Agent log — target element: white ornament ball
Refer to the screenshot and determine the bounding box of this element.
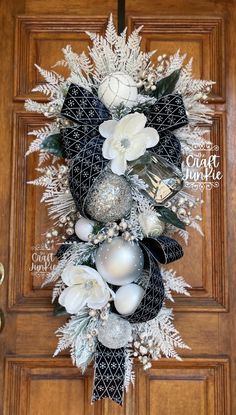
[74,217,95,241]
[95,237,144,286]
[138,212,165,237]
[98,313,132,349]
[98,71,138,109]
[114,284,144,315]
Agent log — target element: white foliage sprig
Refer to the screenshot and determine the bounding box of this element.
[133,307,190,361]
[54,310,98,373]
[52,279,66,303]
[161,268,191,302]
[124,349,135,392]
[26,123,59,156]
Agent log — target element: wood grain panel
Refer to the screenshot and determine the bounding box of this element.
[170,112,227,311]
[4,357,101,415]
[128,16,225,102]
[137,358,229,415]
[8,112,56,311]
[14,16,108,101]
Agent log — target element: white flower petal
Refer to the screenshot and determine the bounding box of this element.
[110,154,127,175]
[61,265,81,286]
[125,140,146,161]
[59,286,87,314]
[99,120,118,139]
[61,265,102,286]
[136,127,159,148]
[102,137,118,159]
[87,289,110,309]
[114,112,147,137]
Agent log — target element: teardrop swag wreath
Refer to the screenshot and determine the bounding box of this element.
[26,16,214,404]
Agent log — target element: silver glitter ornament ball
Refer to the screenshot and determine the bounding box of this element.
[98,313,132,349]
[85,170,133,223]
[95,237,144,285]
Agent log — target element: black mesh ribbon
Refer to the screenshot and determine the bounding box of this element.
[61,84,111,125]
[68,135,107,213]
[153,130,182,169]
[92,342,125,405]
[146,94,188,169]
[145,94,188,133]
[125,244,165,323]
[142,235,184,265]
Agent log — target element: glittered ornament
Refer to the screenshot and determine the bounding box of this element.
[98,72,138,109]
[97,313,132,349]
[85,170,133,223]
[95,237,144,285]
[114,284,144,315]
[74,217,95,241]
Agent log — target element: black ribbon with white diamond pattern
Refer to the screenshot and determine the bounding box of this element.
[60,84,187,405]
[92,343,125,405]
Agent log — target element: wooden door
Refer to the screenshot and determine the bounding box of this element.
[0,0,234,414]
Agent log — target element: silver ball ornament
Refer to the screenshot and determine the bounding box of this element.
[97,313,132,349]
[74,217,95,241]
[114,283,144,315]
[85,170,133,223]
[98,71,138,109]
[95,237,144,286]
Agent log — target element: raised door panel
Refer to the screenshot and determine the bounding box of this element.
[14,16,108,101]
[137,359,229,415]
[127,16,227,312]
[4,357,102,415]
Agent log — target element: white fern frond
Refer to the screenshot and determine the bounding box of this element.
[161,268,191,302]
[35,64,64,85]
[25,99,49,114]
[52,279,66,303]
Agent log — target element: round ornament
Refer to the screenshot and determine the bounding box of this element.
[74,217,95,241]
[97,313,132,349]
[95,237,144,285]
[98,71,138,109]
[114,283,144,315]
[85,170,133,223]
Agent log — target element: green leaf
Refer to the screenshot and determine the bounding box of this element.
[156,206,186,230]
[92,223,104,235]
[40,133,65,157]
[151,69,181,99]
[53,301,68,316]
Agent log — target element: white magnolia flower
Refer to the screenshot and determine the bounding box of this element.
[139,211,165,237]
[99,112,159,175]
[59,265,112,314]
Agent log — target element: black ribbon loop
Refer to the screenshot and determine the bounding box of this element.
[153,130,182,169]
[61,125,99,159]
[126,244,165,324]
[142,235,184,264]
[145,94,188,133]
[68,136,108,213]
[61,84,111,125]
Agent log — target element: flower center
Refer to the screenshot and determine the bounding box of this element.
[120,137,131,149]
